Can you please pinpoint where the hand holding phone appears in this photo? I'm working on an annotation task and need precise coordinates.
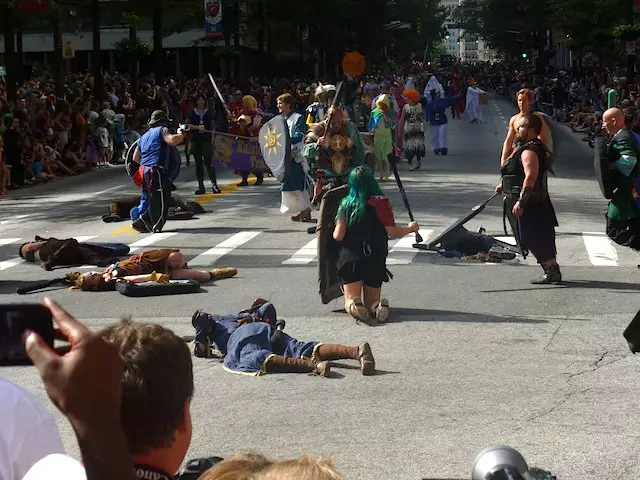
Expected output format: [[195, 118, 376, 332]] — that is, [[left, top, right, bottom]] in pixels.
[[24, 298, 125, 425], [0, 303, 53, 366]]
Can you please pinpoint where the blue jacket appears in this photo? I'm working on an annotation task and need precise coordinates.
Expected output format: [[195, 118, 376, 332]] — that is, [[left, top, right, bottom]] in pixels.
[[426, 96, 462, 126]]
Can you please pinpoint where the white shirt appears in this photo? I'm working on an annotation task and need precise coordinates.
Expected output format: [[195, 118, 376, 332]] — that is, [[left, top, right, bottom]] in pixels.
[[22, 454, 86, 480], [0, 380, 65, 480]]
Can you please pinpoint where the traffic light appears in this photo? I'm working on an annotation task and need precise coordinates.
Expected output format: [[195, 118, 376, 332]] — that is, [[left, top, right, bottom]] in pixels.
[[522, 53, 527, 58], [416, 21, 422, 35], [440, 28, 450, 40]]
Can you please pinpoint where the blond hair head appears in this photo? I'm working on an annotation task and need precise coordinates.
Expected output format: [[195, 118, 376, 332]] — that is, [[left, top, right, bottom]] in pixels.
[[199, 453, 272, 480], [255, 454, 344, 480]]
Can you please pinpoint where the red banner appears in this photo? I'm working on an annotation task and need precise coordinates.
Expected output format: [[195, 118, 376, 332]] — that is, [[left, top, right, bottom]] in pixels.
[[19, 0, 49, 13]]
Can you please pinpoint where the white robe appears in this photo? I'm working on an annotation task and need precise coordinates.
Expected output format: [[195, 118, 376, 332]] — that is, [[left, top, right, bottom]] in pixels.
[[424, 76, 445, 100], [466, 86, 486, 122]]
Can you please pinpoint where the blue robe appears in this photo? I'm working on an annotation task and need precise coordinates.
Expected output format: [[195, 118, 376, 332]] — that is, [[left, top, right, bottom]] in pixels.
[[281, 112, 307, 192]]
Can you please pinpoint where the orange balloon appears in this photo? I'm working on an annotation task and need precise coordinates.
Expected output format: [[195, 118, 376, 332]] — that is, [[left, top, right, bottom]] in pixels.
[[342, 51, 366, 77]]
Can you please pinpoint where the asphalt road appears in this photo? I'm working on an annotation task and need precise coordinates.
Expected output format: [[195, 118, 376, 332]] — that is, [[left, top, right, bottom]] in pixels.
[[2, 97, 640, 480]]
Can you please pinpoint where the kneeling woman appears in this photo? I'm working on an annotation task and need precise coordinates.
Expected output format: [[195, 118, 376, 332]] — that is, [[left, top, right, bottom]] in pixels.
[[74, 248, 237, 291], [333, 166, 419, 324]]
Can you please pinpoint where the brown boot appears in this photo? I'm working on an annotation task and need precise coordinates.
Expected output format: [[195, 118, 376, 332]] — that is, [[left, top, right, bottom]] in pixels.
[[315, 343, 375, 376], [209, 267, 238, 281], [265, 355, 330, 376]]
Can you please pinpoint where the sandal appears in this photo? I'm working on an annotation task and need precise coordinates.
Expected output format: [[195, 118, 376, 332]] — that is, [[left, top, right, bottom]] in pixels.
[[347, 297, 373, 324]]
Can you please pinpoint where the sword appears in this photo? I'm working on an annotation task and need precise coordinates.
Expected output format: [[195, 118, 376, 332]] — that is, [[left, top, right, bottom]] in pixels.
[[389, 155, 423, 244], [207, 73, 232, 119]]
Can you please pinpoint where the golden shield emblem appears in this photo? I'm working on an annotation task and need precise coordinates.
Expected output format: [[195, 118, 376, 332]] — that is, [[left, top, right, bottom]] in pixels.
[[331, 152, 346, 174], [329, 134, 348, 152]]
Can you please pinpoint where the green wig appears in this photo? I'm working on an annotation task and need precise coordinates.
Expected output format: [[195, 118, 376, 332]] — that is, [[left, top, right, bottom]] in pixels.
[[336, 165, 383, 227]]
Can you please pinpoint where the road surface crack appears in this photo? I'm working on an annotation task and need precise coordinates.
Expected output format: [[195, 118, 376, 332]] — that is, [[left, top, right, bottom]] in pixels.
[[566, 350, 625, 379], [526, 388, 592, 423], [544, 323, 563, 351]]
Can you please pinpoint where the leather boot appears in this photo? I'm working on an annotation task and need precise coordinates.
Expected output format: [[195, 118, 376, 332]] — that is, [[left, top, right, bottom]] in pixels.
[[315, 343, 375, 376], [265, 355, 330, 376], [209, 267, 238, 281], [531, 264, 563, 285]]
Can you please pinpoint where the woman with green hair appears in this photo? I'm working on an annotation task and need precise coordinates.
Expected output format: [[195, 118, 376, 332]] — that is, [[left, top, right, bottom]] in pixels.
[[333, 166, 419, 324]]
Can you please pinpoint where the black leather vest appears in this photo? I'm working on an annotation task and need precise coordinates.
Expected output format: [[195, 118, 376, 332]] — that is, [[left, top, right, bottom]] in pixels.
[[501, 139, 549, 200]]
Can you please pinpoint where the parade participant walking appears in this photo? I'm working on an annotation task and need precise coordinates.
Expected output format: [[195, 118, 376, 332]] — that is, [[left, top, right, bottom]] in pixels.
[[599, 108, 640, 253], [278, 93, 312, 222], [187, 94, 221, 194], [396, 88, 425, 170], [426, 89, 462, 156], [368, 95, 394, 182], [501, 89, 552, 167], [498, 113, 562, 285], [191, 300, 376, 376], [466, 80, 486, 123], [333, 166, 420, 324], [448, 73, 464, 119], [73, 249, 237, 291], [130, 110, 185, 233]]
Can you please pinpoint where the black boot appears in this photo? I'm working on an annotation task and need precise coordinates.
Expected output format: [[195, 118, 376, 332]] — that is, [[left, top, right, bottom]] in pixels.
[[531, 264, 563, 285], [195, 184, 205, 195]]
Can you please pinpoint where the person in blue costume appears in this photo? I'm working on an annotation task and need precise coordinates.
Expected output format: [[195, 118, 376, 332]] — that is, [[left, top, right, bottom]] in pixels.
[[425, 89, 462, 156], [278, 93, 313, 222], [130, 110, 187, 233], [191, 299, 376, 376]]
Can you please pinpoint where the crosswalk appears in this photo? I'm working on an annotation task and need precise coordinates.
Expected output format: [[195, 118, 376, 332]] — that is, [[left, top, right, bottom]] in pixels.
[[0, 229, 638, 274]]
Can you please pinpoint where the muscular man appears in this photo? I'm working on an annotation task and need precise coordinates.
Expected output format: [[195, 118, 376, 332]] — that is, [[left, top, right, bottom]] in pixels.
[[131, 110, 187, 233], [600, 108, 640, 253], [499, 113, 562, 284], [19, 236, 123, 270], [501, 89, 552, 167]]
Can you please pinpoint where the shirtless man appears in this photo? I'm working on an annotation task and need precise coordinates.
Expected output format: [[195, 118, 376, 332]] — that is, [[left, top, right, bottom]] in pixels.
[[501, 89, 552, 167]]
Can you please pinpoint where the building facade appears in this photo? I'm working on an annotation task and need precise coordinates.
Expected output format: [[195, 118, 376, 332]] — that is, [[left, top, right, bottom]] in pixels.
[[439, 0, 496, 63]]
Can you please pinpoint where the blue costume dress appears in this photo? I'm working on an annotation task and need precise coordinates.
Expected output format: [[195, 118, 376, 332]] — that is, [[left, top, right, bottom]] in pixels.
[[192, 303, 319, 376]]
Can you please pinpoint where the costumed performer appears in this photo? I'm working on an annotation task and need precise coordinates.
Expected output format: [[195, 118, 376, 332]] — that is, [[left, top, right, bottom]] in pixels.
[[278, 93, 312, 222], [498, 114, 562, 284], [130, 110, 186, 233], [234, 95, 265, 187], [447, 73, 464, 119], [19, 236, 124, 271], [334, 166, 420, 324], [423, 73, 445, 102], [73, 249, 238, 291], [501, 88, 553, 166], [191, 299, 376, 376], [187, 94, 221, 194], [396, 88, 425, 170], [368, 94, 394, 182], [426, 89, 462, 156], [600, 108, 640, 256], [466, 80, 486, 123]]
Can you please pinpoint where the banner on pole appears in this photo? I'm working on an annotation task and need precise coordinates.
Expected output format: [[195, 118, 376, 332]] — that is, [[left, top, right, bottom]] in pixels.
[[210, 132, 270, 173], [205, 0, 223, 38]]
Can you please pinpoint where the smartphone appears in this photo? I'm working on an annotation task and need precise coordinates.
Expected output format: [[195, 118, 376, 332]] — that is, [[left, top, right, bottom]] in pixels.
[[0, 304, 54, 366]]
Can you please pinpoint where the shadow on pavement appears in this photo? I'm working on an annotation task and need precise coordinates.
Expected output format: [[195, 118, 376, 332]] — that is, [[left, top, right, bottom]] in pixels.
[[332, 307, 547, 324], [481, 279, 640, 293]]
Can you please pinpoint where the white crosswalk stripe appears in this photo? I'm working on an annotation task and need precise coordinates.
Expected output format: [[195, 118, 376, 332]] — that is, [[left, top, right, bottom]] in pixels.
[[283, 238, 318, 265], [128, 232, 178, 253], [0, 231, 639, 273], [387, 230, 433, 265], [190, 231, 262, 266], [582, 232, 618, 266]]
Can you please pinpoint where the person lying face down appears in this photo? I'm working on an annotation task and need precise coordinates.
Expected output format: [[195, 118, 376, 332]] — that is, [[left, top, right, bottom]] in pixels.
[[19, 236, 122, 271], [74, 248, 237, 291], [191, 299, 376, 377]]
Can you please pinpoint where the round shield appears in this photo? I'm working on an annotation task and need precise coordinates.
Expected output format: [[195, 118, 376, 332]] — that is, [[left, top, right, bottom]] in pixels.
[[125, 139, 140, 178]]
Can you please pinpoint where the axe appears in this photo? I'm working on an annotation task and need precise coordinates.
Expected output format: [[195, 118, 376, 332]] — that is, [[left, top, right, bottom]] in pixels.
[[16, 273, 80, 295]]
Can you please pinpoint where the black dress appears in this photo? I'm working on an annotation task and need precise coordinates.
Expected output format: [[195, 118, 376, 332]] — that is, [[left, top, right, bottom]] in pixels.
[[336, 206, 390, 288]]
